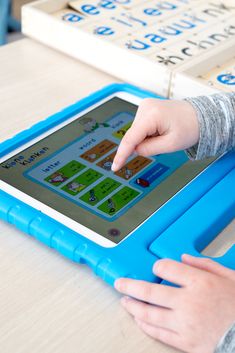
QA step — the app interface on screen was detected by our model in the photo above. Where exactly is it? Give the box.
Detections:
[0,97,212,243]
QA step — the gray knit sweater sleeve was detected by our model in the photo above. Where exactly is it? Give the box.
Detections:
[185,92,235,160]
[184,92,235,353]
[214,323,235,353]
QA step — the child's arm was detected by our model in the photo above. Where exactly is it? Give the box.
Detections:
[112,92,235,352]
[112,92,235,171]
[185,92,235,160]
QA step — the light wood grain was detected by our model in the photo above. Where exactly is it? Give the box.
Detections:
[0,38,234,353]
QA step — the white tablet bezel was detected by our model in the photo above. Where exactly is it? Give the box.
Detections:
[0,91,143,248]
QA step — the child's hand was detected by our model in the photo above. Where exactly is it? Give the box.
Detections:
[112,99,199,172]
[115,255,235,353]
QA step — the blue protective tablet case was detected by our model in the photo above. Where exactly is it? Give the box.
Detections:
[0,83,234,286]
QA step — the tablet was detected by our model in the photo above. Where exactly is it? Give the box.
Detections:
[0,90,214,248]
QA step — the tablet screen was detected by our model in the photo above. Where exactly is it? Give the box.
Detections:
[0,97,214,244]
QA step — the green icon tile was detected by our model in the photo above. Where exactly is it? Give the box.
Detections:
[44,160,86,186]
[80,177,121,206]
[62,169,103,195]
[112,122,132,140]
[98,186,140,216]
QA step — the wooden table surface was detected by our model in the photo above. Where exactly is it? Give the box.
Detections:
[0,38,234,353]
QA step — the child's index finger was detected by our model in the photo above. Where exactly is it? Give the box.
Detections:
[111,120,147,172]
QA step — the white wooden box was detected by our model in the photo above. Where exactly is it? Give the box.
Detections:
[22,0,235,97]
[170,30,235,98]
[22,0,174,96]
